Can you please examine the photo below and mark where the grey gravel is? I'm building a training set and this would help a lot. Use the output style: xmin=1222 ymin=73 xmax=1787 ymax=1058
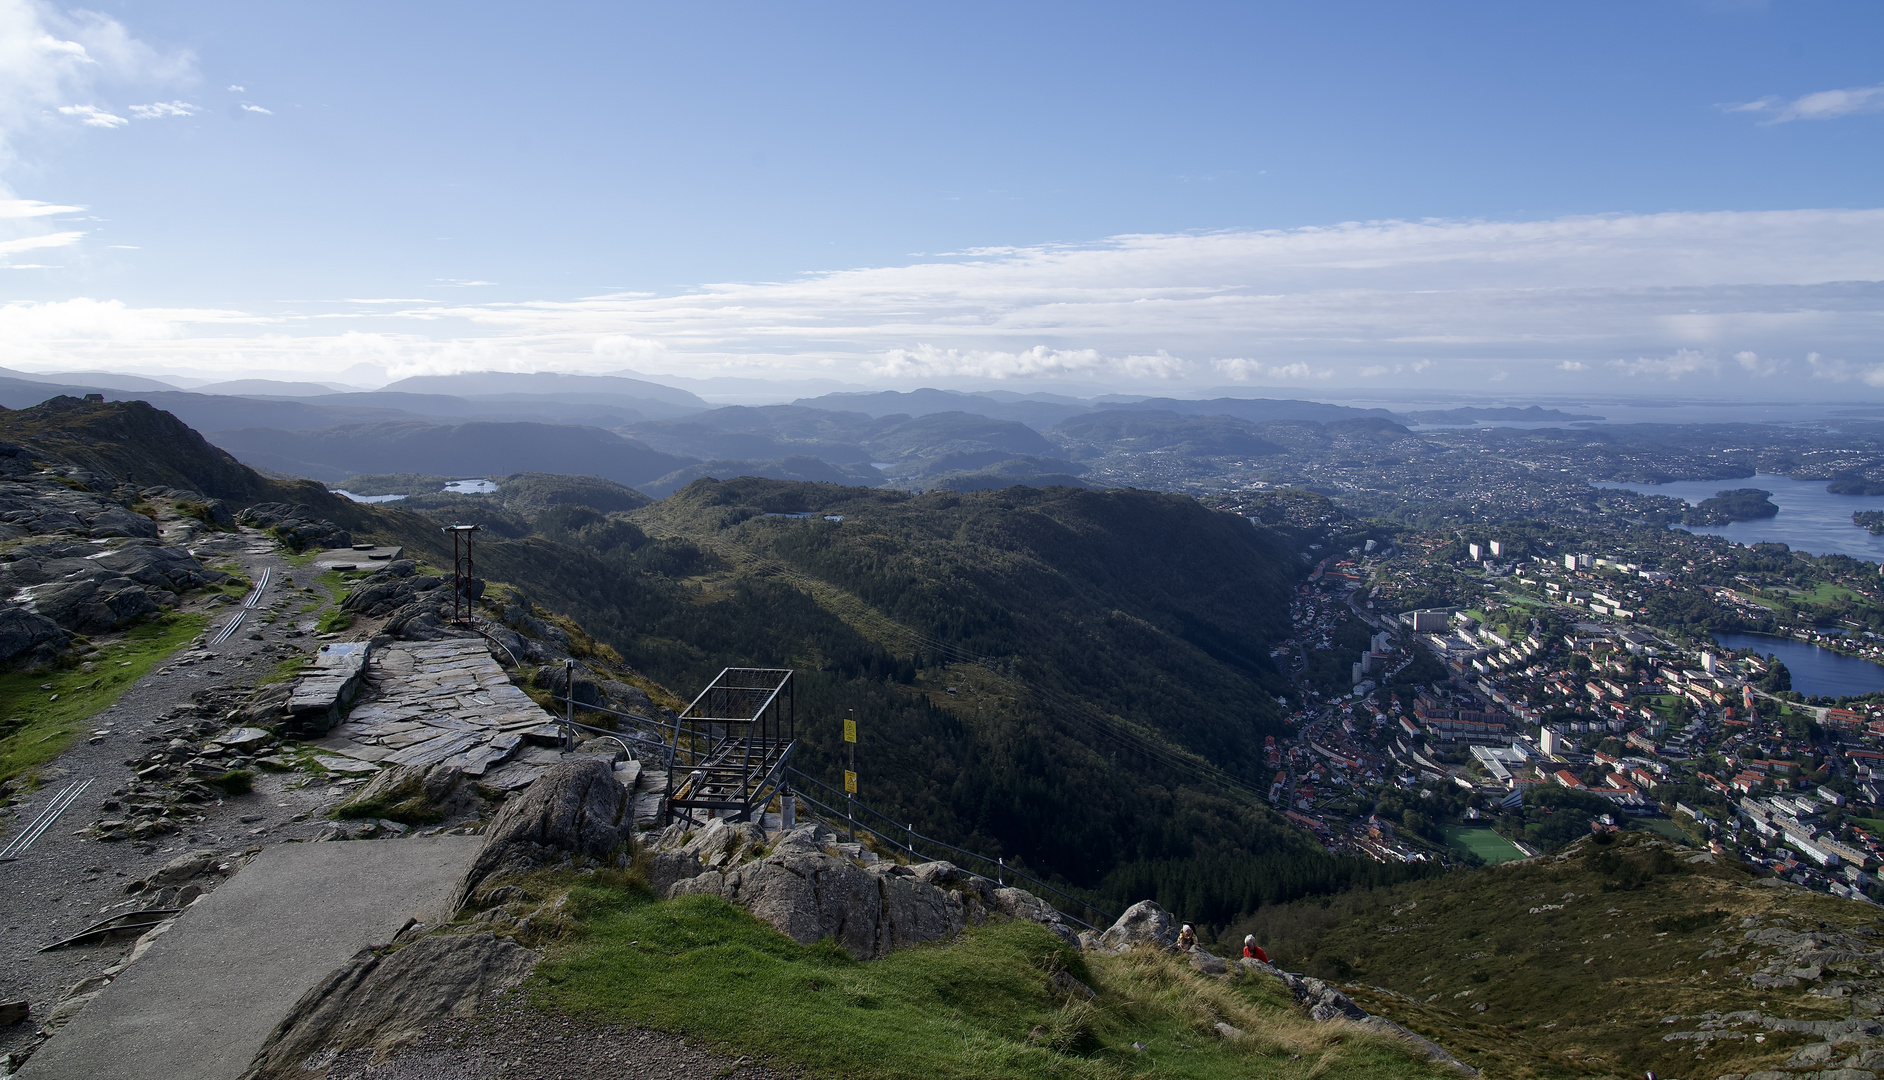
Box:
xmin=0 ymin=535 xmax=350 ymax=1056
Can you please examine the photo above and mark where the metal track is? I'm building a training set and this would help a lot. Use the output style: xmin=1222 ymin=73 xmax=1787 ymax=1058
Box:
xmin=209 ymin=565 xmax=272 ymax=646
xmin=0 ymin=777 xmax=93 ymax=861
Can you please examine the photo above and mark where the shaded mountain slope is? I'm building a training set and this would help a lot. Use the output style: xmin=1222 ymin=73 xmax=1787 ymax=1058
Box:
xmin=209 ymin=420 xmax=695 ymax=487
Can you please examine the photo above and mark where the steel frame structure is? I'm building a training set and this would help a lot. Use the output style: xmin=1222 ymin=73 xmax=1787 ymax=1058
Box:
xmin=667 ymin=667 xmax=795 ymax=824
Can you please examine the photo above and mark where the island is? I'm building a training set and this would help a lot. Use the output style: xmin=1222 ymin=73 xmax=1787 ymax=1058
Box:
xmin=1683 ymin=487 xmax=1779 ymax=525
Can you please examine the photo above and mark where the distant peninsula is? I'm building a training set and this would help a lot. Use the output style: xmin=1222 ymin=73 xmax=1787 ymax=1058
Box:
xmin=1856 ymin=510 xmax=1884 ymax=535
xmin=1829 ymin=475 xmax=1884 ymax=496
xmin=1683 ymin=487 xmax=1779 ymax=525
xmin=1403 ymin=405 xmax=1605 ymax=425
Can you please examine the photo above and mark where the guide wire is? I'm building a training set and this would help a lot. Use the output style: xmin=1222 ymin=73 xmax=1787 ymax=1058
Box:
xmin=658 ymin=526 xmax=1273 ymax=803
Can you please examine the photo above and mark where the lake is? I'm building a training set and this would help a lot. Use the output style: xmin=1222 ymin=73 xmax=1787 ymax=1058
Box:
xmin=1589 ymin=473 xmax=1884 ymax=562
xmin=1712 ymin=631 xmax=1884 ymax=699
xmin=331 ymin=490 xmax=406 ymax=504
xmin=444 ymin=479 xmax=498 ymax=494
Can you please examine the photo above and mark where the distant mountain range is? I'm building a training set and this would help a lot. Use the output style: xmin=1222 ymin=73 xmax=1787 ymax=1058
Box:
xmin=0 ymin=367 xmax=1617 ymax=494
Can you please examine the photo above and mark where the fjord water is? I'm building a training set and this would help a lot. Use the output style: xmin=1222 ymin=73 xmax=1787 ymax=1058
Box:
xmin=1711 ymin=631 xmax=1884 ymax=699
xmin=1589 ymin=473 xmax=1884 ymax=561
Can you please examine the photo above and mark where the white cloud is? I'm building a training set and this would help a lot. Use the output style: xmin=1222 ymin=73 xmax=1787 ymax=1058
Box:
xmin=1216 ymin=358 xmax=1327 ymax=381
xmin=0 ymin=297 xmax=252 ymax=343
xmin=57 ymin=104 xmax=125 ymax=128
xmin=1607 ymin=349 xmax=1720 ymax=380
xmin=868 ymin=344 xmax=1190 ymax=381
xmin=239 ymin=102 xmax=271 ymax=115
xmin=1730 ymin=83 xmax=1884 ymax=124
xmin=226 ymin=84 xmax=244 ymax=92
xmin=0 ymin=229 xmax=80 ymax=257
xmin=8 ymin=208 xmax=1884 ymax=391
xmin=0 ymin=197 xmax=78 ymax=217
xmin=128 ymin=100 xmax=196 ymax=119
xmin=0 ymin=0 xmax=193 ymax=162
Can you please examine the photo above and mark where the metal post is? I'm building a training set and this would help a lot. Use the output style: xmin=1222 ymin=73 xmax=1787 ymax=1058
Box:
xmin=908 ymin=822 xmax=915 ymax=856
xmin=847 ymin=707 xmax=856 ymax=841
xmin=563 ymin=659 xmax=575 ymax=751
xmin=998 ymin=857 xmax=1005 ymax=886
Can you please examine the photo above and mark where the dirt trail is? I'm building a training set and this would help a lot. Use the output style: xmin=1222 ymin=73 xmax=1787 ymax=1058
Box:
xmin=0 ymin=529 xmax=357 ymax=1056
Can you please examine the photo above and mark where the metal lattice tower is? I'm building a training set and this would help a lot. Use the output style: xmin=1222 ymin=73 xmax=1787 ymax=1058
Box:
xmin=667 ymin=668 xmax=795 ymax=825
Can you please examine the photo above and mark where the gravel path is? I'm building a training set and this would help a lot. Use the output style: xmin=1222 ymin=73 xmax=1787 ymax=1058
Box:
xmin=0 ymin=530 xmax=355 ymax=1055
xmin=319 ymin=1000 xmax=804 ymax=1080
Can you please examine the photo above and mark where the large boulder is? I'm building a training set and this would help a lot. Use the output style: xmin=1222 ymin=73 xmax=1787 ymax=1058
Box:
xmin=1094 ymin=900 xmax=1179 ymax=953
xmin=240 ymin=933 xmax=536 ymax=1080
xmin=453 ymin=758 xmax=633 ymax=908
xmin=238 ymin=502 xmax=352 ymax=551
xmin=341 ymin=561 xmax=445 ymax=619
xmin=334 ymin=762 xmax=478 ymax=826
xmin=0 ymin=605 xmax=68 ymax=667
xmin=90 ymin=539 xmax=229 ymax=591
xmin=24 ymin=577 xmax=161 ymax=634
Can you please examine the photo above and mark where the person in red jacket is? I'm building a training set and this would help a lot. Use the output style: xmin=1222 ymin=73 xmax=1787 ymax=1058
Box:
xmin=1242 ymin=935 xmax=1269 ymax=963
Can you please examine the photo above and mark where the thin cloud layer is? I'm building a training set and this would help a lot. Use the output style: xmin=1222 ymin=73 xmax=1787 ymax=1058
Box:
xmin=1731 ymin=83 xmax=1884 ymax=124
xmin=3 ymin=208 xmax=1883 ymax=391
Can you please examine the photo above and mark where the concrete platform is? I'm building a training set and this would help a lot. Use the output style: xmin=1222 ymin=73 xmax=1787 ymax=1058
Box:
xmin=309 ymin=545 xmax=403 ymax=571
xmin=21 ymin=835 xmax=479 ymax=1080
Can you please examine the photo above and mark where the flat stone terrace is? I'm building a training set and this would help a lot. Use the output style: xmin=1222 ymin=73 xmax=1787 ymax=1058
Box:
xmin=307 ymin=638 xmax=563 ymax=787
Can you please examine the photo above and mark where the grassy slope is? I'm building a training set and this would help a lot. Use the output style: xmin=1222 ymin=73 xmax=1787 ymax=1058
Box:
xmin=534 ymin=887 xmax=1457 ymax=1080
xmin=1230 ymin=832 xmax=1880 ymax=1079
xmin=0 ymin=612 xmax=208 ymax=784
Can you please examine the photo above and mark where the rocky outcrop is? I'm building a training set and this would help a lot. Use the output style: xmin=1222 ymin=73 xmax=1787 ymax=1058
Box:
xmin=240 ymin=932 xmax=537 ymax=1080
xmin=0 ymin=534 xmax=228 ymax=648
xmin=284 ymin=642 xmax=371 ymax=735
xmin=340 ymin=560 xmax=445 ymax=619
xmin=1091 ymin=899 xmax=1179 ymax=953
xmin=1247 ymin=959 xmax=1476 ymax=1075
xmin=334 ymin=762 xmax=480 ymax=826
xmin=453 ymin=759 xmax=634 ymax=909
xmin=655 ymin=821 xmax=1078 ymax=959
xmin=237 ymin=502 xmax=351 ymax=551
xmin=0 ymin=468 xmax=159 ymax=541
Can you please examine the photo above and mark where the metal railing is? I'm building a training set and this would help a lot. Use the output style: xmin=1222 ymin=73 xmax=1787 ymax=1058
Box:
xmin=546 ymin=693 xmax=1116 ymax=932
xmin=783 ymin=768 xmax=1115 ymax=932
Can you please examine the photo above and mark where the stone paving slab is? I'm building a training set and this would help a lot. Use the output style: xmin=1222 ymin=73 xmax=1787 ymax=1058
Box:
xmin=19 ymin=835 xmax=479 ymax=1080
xmin=299 ymin=638 xmax=557 ymax=778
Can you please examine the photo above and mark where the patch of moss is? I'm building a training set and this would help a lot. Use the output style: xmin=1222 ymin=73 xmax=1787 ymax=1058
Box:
xmin=332 ymin=773 xmax=446 ymax=825
xmin=208 ymin=769 xmax=254 ymax=795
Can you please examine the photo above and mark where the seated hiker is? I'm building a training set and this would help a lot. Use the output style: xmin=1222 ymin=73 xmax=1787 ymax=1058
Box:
xmin=1242 ymin=935 xmax=1269 ymax=963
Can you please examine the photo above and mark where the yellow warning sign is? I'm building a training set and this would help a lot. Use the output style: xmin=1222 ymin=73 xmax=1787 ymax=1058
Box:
xmin=843 ymin=718 xmax=857 ymax=743
xmin=844 ymin=770 xmax=858 ymax=794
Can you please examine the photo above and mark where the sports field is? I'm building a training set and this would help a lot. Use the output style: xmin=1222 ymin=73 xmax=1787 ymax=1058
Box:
xmin=1441 ymin=825 xmax=1529 ymax=865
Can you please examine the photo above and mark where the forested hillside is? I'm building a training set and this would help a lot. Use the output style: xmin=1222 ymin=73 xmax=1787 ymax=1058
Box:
xmin=0 ymin=397 xmax=1431 ymax=928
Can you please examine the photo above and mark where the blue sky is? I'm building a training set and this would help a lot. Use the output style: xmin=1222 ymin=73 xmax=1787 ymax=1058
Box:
xmin=2 ymin=0 xmax=1882 ymax=396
